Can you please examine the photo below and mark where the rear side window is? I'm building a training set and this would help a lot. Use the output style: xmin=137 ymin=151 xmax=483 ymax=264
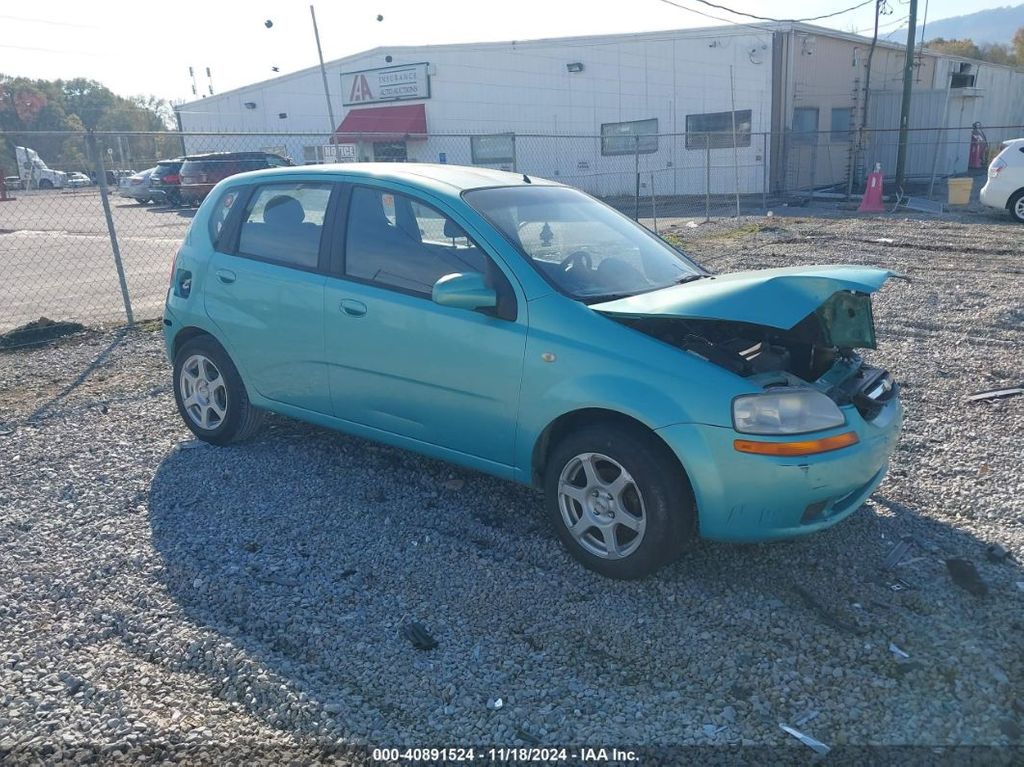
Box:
xmin=237 ymin=183 xmax=332 ymax=269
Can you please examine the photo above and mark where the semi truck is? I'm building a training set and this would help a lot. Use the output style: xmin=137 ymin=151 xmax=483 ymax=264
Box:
xmin=15 ymin=146 xmax=68 ymax=189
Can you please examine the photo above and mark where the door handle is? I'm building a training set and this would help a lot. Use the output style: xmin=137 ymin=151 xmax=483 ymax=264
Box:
xmin=340 ymin=298 xmax=367 ymax=317
xmin=215 ymin=268 xmax=236 ymax=284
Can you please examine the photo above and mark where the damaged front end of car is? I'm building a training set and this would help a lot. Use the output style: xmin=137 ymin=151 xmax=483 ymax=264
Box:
xmin=592 ymin=265 xmax=899 ymax=422
xmin=593 ymin=264 xmax=904 ymax=541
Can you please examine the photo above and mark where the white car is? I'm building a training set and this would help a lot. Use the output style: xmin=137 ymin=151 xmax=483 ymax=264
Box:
xmin=980 ymin=138 xmax=1024 ymax=223
xmin=67 ymin=172 xmax=92 ymax=189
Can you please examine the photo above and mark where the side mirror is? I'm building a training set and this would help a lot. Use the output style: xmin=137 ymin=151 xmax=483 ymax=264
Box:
xmin=432 ymin=272 xmax=497 ymax=310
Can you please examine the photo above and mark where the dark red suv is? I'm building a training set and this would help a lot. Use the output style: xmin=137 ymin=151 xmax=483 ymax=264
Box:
xmin=179 ymin=152 xmax=292 ymax=204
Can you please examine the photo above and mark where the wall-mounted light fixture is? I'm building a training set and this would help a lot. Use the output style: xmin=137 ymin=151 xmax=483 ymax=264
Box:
xmin=278 ymin=112 xmax=288 ymax=119
xmin=566 ymin=62 xmax=584 ymax=73
xmin=243 ymin=101 xmax=257 ymax=109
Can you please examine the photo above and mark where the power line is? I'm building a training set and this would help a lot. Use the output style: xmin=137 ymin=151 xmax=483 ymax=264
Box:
xmin=656 ymin=0 xmax=876 ymax=24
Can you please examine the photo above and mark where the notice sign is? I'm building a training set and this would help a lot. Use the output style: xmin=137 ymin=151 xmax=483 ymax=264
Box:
xmin=342 ymin=63 xmax=430 ymax=106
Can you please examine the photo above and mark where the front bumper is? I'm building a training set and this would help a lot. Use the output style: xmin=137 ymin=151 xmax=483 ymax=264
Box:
xmin=656 ymin=397 xmax=903 ymax=542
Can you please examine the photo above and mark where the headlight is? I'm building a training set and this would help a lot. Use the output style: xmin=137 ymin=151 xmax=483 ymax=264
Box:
xmin=732 ymin=388 xmax=845 ymax=435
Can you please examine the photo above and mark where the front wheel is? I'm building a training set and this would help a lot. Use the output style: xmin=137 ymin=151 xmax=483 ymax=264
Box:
xmin=543 ymin=424 xmax=696 ymax=579
xmin=1009 ymin=190 xmax=1024 ymax=223
xmin=172 ymin=336 xmax=265 ymax=445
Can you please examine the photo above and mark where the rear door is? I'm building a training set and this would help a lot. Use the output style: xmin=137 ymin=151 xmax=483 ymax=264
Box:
xmin=323 ymin=184 xmax=527 ymax=470
xmin=203 ymin=181 xmax=337 ymax=415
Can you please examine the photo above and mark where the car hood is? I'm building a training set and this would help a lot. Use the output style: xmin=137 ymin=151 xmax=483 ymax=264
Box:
xmin=590 ymin=265 xmax=893 ymax=331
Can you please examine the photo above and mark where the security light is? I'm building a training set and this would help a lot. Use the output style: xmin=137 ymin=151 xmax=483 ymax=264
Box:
xmin=243 ymin=102 xmax=257 ymax=109
xmin=566 ymin=62 xmax=584 ymax=73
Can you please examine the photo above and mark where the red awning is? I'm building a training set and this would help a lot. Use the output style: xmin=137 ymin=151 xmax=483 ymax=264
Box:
xmin=332 ymin=104 xmax=427 ymax=142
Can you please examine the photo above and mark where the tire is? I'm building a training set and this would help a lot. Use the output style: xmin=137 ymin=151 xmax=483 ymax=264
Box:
xmin=1009 ymin=190 xmax=1024 ymax=224
xmin=38 ymin=179 xmax=53 ymax=190
xmin=543 ymin=423 xmax=696 ymax=579
xmin=172 ymin=336 xmax=265 ymax=445
xmin=138 ymin=197 xmax=150 ymax=205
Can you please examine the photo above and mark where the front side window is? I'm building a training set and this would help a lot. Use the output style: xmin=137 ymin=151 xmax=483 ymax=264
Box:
xmin=464 ymin=185 xmax=702 ymax=303
xmin=237 ymin=183 xmax=332 ymax=269
xmin=345 ymin=187 xmax=488 ymax=295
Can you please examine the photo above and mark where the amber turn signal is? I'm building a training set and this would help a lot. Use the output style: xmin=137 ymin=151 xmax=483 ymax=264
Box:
xmin=734 ymin=431 xmax=860 ymax=457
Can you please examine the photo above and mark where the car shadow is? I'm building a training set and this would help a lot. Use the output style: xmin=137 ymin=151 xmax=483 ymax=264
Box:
xmin=147 ymin=417 xmax=1024 ymax=747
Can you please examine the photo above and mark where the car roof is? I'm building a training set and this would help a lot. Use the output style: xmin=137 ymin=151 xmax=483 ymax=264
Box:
xmin=225 ymin=162 xmax=562 ymax=193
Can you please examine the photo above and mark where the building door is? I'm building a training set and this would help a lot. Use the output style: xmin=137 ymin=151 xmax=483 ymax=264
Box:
xmin=373 ymin=141 xmax=407 ymax=162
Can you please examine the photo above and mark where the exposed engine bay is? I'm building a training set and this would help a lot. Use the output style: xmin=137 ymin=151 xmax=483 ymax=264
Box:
xmin=608 ymin=291 xmax=898 ymax=421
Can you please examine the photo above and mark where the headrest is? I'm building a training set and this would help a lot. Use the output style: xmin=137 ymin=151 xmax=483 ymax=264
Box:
xmin=264 ymin=195 xmax=304 ymax=226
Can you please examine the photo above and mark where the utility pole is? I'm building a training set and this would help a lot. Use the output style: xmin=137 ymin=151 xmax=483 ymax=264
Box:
xmin=310 ymin=5 xmax=338 ymax=137
xmin=895 ymin=0 xmax=919 ymax=189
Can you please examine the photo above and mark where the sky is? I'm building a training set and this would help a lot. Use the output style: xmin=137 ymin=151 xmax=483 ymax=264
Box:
xmin=1 ymin=0 xmax=1013 ymax=103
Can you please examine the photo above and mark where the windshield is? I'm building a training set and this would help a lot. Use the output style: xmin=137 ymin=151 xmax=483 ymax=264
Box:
xmin=464 ymin=185 xmax=703 ymax=301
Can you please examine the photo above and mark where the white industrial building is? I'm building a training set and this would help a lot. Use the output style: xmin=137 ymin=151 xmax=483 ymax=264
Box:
xmin=178 ymin=22 xmax=1024 ymax=197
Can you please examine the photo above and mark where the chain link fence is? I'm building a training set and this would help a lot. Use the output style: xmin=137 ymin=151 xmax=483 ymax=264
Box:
xmin=1 ymin=124 xmax=1019 ymax=346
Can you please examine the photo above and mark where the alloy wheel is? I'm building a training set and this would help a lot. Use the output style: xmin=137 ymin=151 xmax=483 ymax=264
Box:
xmin=557 ymin=452 xmax=647 ymax=559
xmin=179 ymin=354 xmax=228 ymax=430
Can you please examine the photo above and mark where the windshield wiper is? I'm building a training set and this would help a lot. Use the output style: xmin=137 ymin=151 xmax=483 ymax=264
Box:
xmin=673 ymin=274 xmax=708 ymax=285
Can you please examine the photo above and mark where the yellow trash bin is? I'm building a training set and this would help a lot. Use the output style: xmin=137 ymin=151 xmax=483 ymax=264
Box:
xmin=947 ymin=177 xmax=973 ymax=206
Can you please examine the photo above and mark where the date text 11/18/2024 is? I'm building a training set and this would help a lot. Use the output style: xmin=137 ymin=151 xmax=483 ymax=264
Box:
xmin=371 ymin=747 xmax=638 ymax=762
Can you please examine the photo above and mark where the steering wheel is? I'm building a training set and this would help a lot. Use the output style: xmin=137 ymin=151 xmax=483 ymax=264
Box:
xmin=560 ymin=250 xmax=592 ymax=273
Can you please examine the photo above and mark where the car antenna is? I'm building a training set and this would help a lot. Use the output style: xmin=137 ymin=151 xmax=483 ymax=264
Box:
xmin=522 ymin=173 xmax=531 ymax=184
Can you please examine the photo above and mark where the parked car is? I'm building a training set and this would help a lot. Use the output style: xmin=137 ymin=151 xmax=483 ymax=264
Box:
xmin=164 ymin=164 xmax=903 ymax=579
xmin=179 ymin=152 xmax=292 ymax=204
xmin=980 ymin=138 xmax=1024 ymax=223
xmin=66 ymin=172 xmax=92 ymax=188
xmin=150 ymin=159 xmax=185 ymax=206
xmin=119 ymin=167 xmax=157 ymax=204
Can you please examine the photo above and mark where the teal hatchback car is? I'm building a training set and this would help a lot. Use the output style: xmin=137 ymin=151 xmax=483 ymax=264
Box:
xmin=164 ymin=164 xmax=902 ymax=579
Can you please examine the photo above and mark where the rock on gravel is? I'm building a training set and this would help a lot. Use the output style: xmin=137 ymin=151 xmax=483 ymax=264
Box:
xmin=0 ymin=215 xmax=1022 ymax=759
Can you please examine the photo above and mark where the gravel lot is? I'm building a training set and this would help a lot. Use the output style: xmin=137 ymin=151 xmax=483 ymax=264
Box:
xmin=1 ymin=214 xmax=1022 ymax=761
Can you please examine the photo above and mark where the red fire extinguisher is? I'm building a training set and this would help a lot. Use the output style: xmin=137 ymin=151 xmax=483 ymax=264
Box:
xmin=969 ymin=122 xmax=989 ymax=170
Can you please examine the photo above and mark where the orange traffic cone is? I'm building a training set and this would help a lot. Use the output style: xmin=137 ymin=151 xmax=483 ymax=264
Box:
xmin=858 ymin=163 xmax=885 ymax=213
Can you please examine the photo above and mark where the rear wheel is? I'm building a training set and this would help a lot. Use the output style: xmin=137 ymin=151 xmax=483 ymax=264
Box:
xmin=38 ymin=179 xmax=53 ymax=190
xmin=172 ymin=336 xmax=264 ymax=445
xmin=543 ymin=423 xmax=696 ymax=579
xmin=1009 ymin=190 xmax=1024 ymax=223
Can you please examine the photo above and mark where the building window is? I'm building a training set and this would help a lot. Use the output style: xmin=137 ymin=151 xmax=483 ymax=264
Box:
xmin=830 ymin=107 xmax=854 ymax=142
xmin=791 ymin=107 xmax=819 ymax=144
xmin=303 ymin=146 xmax=321 ymax=164
xmin=951 ymin=63 xmax=976 ymax=88
xmin=600 ymin=118 xmax=658 ymax=156
xmin=685 ymin=110 xmax=752 ymax=149
xmin=471 ymin=133 xmax=516 ymax=165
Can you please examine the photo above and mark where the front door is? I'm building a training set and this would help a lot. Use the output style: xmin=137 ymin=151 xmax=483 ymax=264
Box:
xmin=203 ymin=181 xmax=335 ymax=414
xmin=324 ymin=184 xmax=526 ymax=469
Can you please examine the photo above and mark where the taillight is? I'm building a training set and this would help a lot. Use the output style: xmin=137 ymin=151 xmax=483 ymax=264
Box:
xmin=989 ymin=158 xmax=1006 ymax=178
xmin=166 ymin=173 xmax=180 ymax=184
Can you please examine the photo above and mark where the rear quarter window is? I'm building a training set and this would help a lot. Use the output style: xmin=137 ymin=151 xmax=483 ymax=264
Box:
xmin=207 ymin=189 xmax=240 ymax=248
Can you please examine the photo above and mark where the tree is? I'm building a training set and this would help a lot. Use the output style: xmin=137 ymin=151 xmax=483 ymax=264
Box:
xmin=926 ymin=38 xmax=983 ymax=60
xmin=0 ymin=73 xmax=175 ymax=171
xmin=1014 ymin=27 xmax=1024 ymax=63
